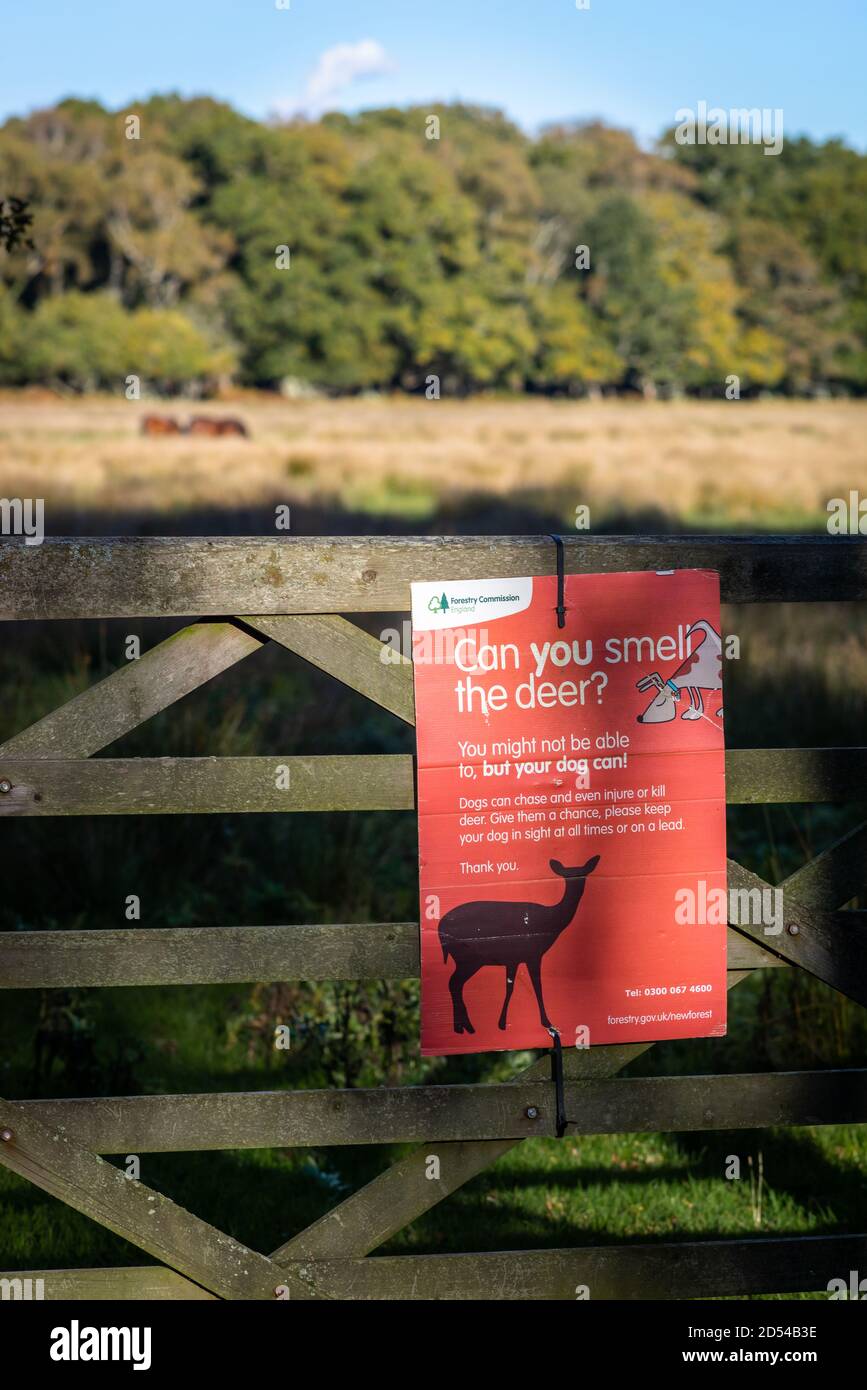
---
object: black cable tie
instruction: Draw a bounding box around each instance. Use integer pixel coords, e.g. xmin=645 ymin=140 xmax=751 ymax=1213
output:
xmin=547 ymin=1027 xmax=568 ymax=1138
xmin=549 ymin=533 xmax=566 ymax=628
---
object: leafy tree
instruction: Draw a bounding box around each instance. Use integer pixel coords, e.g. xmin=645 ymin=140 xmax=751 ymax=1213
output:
xmin=20 ymin=291 xmax=232 ymax=393
xmin=0 ymin=104 xmax=110 ymax=299
xmin=641 ymin=191 xmax=742 ymax=389
xmin=0 ymin=285 xmax=27 ymax=382
xmin=728 ymin=218 xmax=850 ymax=390
xmin=527 ymin=288 xmax=621 ymax=392
xmin=583 ymin=194 xmax=697 ymax=393
xmin=0 ymin=196 xmax=33 ymax=253
xmin=0 ymin=97 xmax=865 ymax=394
xmin=668 ymin=133 xmax=866 ymax=388
xmin=22 ymin=292 xmax=128 ymax=389
xmin=104 ymin=146 xmax=232 ymax=308
xmin=412 ymin=275 xmax=536 ymax=392
xmin=124 ymin=307 xmax=236 ymax=393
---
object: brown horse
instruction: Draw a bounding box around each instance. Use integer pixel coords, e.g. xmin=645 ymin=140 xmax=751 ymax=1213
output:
xmin=187 ymin=416 xmax=221 ymax=436
xmin=216 ymin=417 xmax=249 ymax=437
xmin=140 ymin=414 xmax=182 ymax=436
xmin=187 ymin=416 xmax=249 ymax=437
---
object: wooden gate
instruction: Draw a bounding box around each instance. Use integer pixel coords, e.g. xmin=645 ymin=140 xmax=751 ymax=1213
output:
xmin=1 ymin=534 xmax=866 ymax=1299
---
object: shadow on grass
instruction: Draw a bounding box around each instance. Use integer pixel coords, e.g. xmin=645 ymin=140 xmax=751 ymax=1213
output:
xmin=377 ymin=1125 xmax=867 ymax=1257
xmin=40 ymin=494 xmax=681 ymax=538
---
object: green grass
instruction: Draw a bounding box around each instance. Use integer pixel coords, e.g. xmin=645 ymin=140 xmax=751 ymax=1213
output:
xmin=3 ymin=1123 xmax=864 ymax=1300
xmin=342 ymin=474 xmax=440 ymax=521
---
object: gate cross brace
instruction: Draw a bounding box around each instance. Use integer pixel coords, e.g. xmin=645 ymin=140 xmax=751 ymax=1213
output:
xmin=0 ymin=1098 xmax=309 ymax=1301
xmin=268 ymin=835 xmax=867 ymax=1281
xmin=2 ymin=827 xmax=864 ymax=1298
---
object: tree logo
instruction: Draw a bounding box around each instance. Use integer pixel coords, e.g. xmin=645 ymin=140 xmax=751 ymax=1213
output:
xmin=428 ymin=592 xmax=449 ymax=614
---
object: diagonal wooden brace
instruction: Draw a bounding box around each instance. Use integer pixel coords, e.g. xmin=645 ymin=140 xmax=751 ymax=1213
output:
xmin=0 ymin=1097 xmax=299 ymax=1300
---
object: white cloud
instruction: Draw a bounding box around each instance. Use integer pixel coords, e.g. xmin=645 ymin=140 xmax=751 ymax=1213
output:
xmin=300 ymin=40 xmax=394 ymax=114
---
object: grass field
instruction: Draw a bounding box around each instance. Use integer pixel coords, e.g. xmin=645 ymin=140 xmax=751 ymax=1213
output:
xmin=1 ymin=391 xmax=866 ymax=1298
xmin=1 ymin=393 xmax=866 ymax=530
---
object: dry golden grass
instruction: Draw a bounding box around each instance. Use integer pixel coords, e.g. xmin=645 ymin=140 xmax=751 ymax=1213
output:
xmin=0 ymin=392 xmax=865 ymax=528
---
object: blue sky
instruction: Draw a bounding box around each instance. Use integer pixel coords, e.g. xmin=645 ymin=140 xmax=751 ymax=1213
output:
xmin=1 ymin=0 xmax=865 ymax=146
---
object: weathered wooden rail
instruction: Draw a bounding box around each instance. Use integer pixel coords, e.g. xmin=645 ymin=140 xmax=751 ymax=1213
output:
xmin=1 ymin=533 xmax=866 ymax=1301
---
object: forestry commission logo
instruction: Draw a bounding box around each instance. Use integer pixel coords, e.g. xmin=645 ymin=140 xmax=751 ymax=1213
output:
xmin=425 ymin=590 xmax=521 ymax=619
xmin=411 ymin=577 xmax=533 ymax=632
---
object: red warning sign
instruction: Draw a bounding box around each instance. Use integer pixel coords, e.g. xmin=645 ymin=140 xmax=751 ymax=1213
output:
xmin=411 ymin=569 xmax=727 ymax=1055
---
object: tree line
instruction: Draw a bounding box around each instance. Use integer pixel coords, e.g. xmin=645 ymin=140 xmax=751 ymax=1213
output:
xmin=1 ymin=96 xmax=864 ymax=397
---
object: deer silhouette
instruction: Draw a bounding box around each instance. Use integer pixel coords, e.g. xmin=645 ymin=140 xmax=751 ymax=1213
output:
xmin=438 ymin=855 xmax=601 ymax=1036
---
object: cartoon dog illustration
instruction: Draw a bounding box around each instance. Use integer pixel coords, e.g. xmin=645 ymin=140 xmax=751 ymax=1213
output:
xmin=636 ymin=619 xmax=723 ymax=723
